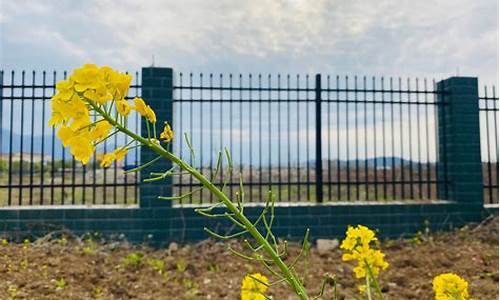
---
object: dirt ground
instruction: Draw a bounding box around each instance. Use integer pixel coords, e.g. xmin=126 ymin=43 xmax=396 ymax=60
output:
xmin=0 ymin=217 xmax=498 ymax=300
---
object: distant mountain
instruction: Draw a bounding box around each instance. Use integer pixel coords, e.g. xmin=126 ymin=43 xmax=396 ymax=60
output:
xmin=321 ymin=157 xmax=434 ymax=168
xmin=1 ymin=128 xmax=64 ymax=159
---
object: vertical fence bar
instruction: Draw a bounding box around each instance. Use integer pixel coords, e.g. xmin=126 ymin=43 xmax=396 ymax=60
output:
xmin=363 ymin=76 xmax=369 ymax=201
xmin=209 ymin=73 xmax=214 ymax=203
xmin=424 ymin=79 xmax=432 ymax=199
xmin=0 ymin=71 xmax=3 ymax=205
xmin=345 ymin=76 xmax=350 ymax=201
xmin=306 ymin=75 xmax=311 ymax=201
xmin=372 ymin=77 xmax=378 ymax=201
xmin=19 ymin=71 xmax=25 ymax=205
xmin=8 ymin=71 xmax=14 ymax=206
xmin=277 ymin=74 xmax=282 ymax=201
xmin=296 ymin=75 xmax=301 ymax=201
xmin=286 ymin=75 xmax=291 ymax=201
xmin=29 ymin=71 xmax=35 ymax=205
xmin=390 ymin=77 xmax=396 ymax=200
xmin=140 ymin=67 xmax=173 ymax=207
xmin=248 ymin=75 xmax=253 ymax=201
xmin=189 ymin=73 xmax=194 ymax=203
xmin=315 ymin=74 xmax=323 ymax=203
xmin=199 ymin=74 xmax=204 ymax=203
xmin=416 ymin=78 xmax=422 ymax=199
xmin=50 ymin=71 xmax=56 ymax=205
xmin=354 ymin=76 xmax=359 ymax=200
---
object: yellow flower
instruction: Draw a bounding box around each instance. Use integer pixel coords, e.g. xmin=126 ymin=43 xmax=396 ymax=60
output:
xmin=83 ymin=87 xmax=111 ymax=105
xmin=100 ymin=153 xmax=115 ymax=168
xmin=340 ymin=225 xmax=377 ymax=251
xmin=116 ymin=100 xmax=131 ymax=116
xmin=133 ymin=97 xmax=156 ymax=123
xmin=55 ymin=79 xmax=74 ymax=100
xmin=71 ymin=64 xmax=101 ymax=92
xmin=133 ymin=97 xmax=148 ymax=115
xmin=358 ymin=284 xmax=367 ymax=294
xmin=114 ymin=147 xmax=128 ymax=161
xmin=433 ymin=273 xmax=472 ymax=300
xmin=90 ymin=121 xmax=112 ymax=142
xmin=68 ymin=135 xmax=94 ymax=165
xmin=241 ymin=273 xmax=269 ymax=300
xmin=145 ymin=105 xmax=156 ymax=123
xmin=100 ymin=147 xmax=127 ymax=168
xmin=114 ymin=73 xmax=132 ymax=100
xmin=160 ymin=122 xmax=174 ymax=142
xmin=57 ymin=126 xmax=75 ymax=147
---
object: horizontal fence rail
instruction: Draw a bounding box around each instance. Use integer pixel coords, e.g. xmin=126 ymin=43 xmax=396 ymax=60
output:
xmin=172 ymin=73 xmax=450 ymax=205
xmin=479 ymin=86 xmax=499 ymax=204
xmin=0 ymin=70 xmax=142 ymax=206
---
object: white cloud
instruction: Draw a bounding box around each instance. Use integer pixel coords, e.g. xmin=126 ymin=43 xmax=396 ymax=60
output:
xmin=1 ymin=0 xmax=497 ymax=86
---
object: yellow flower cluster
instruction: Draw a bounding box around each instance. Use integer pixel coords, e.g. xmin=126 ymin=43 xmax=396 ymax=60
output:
xmin=340 ymin=225 xmax=389 ymax=280
xmin=49 ymin=64 xmax=169 ymax=166
xmin=49 ymin=64 xmax=132 ymax=164
xmin=433 ymin=273 xmax=472 ymax=300
xmin=160 ymin=122 xmax=174 ymax=142
xmin=240 ymin=273 xmax=269 ymax=300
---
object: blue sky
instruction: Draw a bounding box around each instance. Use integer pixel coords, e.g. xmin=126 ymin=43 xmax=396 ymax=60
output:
xmin=0 ymin=0 xmax=498 ymax=86
xmin=0 ymin=0 xmax=498 ymax=164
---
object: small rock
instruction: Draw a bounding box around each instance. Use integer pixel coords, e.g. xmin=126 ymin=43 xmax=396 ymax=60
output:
xmin=316 ymin=239 xmax=339 ymax=255
xmin=168 ymin=242 xmax=178 ymax=254
xmin=387 ymin=282 xmax=398 ymax=291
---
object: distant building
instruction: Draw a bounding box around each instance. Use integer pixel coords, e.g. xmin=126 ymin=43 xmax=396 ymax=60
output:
xmin=0 ymin=153 xmax=53 ymax=163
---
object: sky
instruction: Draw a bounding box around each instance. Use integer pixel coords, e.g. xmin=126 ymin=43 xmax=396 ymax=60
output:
xmin=0 ymin=0 xmax=498 ymax=164
xmin=0 ymin=0 xmax=498 ymax=86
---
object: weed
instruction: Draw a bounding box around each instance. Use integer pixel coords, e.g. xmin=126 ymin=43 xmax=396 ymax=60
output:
xmin=175 ymin=257 xmax=187 ymax=273
xmin=19 ymin=259 xmax=28 ymax=269
xmin=183 ymin=278 xmax=200 ymax=298
xmin=7 ymin=285 xmax=19 ymax=299
xmin=58 ymin=237 xmax=68 ymax=246
xmin=207 ymin=263 xmax=219 ymax=272
xmin=22 ymin=239 xmax=29 ymax=250
xmin=147 ymin=258 xmax=166 ymax=274
xmin=83 ymin=238 xmax=98 ymax=255
xmin=122 ymin=252 xmax=145 ymax=269
xmin=54 ymin=278 xmax=67 ymax=290
xmin=94 ymin=286 xmax=104 ymax=297
xmin=41 ymin=264 xmax=49 ymax=279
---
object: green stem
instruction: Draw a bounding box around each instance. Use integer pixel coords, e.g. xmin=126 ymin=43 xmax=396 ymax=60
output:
xmin=365 ymin=274 xmax=373 ymax=300
xmin=91 ymin=103 xmax=310 ymax=300
xmin=365 ymin=259 xmax=385 ymax=300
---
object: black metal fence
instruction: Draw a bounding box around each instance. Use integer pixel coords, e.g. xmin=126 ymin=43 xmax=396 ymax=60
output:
xmin=0 ymin=69 xmax=497 ymax=206
xmin=479 ymin=87 xmax=499 ymax=204
xmin=0 ymin=70 xmax=142 ymax=206
xmin=173 ymin=73 xmax=447 ymax=204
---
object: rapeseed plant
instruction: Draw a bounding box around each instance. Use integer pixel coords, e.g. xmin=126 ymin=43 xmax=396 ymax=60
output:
xmin=51 ymin=64 xmax=474 ymax=300
xmin=433 ymin=273 xmax=473 ymax=300
xmin=240 ymin=273 xmax=269 ymax=300
xmin=340 ymin=225 xmax=388 ymax=299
